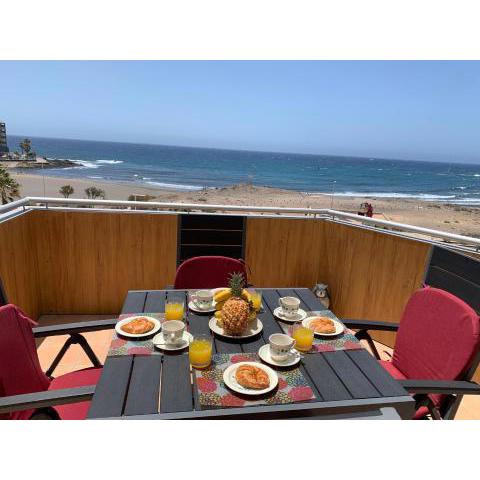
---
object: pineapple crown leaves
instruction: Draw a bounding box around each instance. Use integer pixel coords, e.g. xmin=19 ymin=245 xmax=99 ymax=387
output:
xmin=228 ymin=271 xmax=245 ymax=297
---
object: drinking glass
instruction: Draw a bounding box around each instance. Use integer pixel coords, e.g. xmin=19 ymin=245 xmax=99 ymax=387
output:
xmin=165 ymin=295 xmax=185 ymax=321
xmin=189 ymin=334 xmax=213 ymax=369
xmin=292 ymin=324 xmax=314 ymax=352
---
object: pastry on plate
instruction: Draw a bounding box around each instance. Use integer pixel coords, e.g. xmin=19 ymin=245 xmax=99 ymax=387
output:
xmin=309 ymin=316 xmax=336 ymax=334
xmin=235 ymin=364 xmax=270 ymax=389
xmin=121 ymin=317 xmax=155 ymax=334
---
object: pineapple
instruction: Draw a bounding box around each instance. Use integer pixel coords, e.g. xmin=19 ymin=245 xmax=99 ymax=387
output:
xmin=221 ymin=272 xmax=251 ymax=335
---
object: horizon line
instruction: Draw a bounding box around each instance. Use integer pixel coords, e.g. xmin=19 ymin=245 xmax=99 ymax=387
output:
xmin=7 ymin=132 xmax=480 ymax=166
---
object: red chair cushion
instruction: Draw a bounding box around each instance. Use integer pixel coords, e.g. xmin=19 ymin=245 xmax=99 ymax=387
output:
xmin=48 ymin=367 xmax=102 ymax=420
xmin=174 ymin=256 xmax=248 ymax=289
xmin=379 ymin=360 xmax=429 ymax=420
xmin=392 ymin=287 xmax=480 ymax=382
xmin=0 ymin=304 xmax=51 ymax=420
xmin=389 ymin=287 xmax=480 ymax=417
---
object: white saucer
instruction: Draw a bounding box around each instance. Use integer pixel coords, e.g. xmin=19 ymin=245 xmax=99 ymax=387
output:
xmin=258 ymin=344 xmax=301 ymax=368
xmin=188 ymin=300 xmax=216 ymax=314
xmin=153 ymin=331 xmax=193 ymax=351
xmin=115 ymin=316 xmax=162 ymax=338
xmin=223 ymin=361 xmax=278 ymax=396
xmin=273 ymin=307 xmax=307 ymax=323
xmin=302 ymin=316 xmax=345 ymax=337
xmin=209 ymin=317 xmax=263 ymax=339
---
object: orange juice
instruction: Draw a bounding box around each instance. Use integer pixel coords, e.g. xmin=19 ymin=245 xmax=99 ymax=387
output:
xmin=292 ymin=326 xmax=314 ymax=352
xmin=165 ymin=300 xmax=184 ymax=320
xmin=251 ymin=291 xmax=262 ymax=311
xmin=189 ymin=336 xmax=213 ymax=369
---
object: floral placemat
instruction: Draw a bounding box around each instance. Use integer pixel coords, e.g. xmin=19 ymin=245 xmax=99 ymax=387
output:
xmin=194 ymin=352 xmax=316 ymax=409
xmin=108 ymin=313 xmax=166 ymax=356
xmin=278 ymin=310 xmax=362 ymax=353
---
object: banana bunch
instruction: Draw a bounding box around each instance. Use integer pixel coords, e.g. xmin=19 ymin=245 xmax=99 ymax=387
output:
xmin=213 ymin=288 xmax=252 ymax=307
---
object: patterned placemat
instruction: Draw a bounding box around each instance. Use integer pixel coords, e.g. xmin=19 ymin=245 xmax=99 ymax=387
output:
xmin=194 ymin=352 xmax=316 ymax=409
xmin=108 ymin=313 xmax=166 ymax=356
xmin=278 ymin=310 xmax=362 ymax=353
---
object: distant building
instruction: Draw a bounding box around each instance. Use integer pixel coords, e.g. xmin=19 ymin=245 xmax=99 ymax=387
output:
xmin=0 ymin=121 xmax=9 ymax=154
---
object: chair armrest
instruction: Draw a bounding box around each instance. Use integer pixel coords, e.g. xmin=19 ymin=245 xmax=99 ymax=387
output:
xmin=400 ymin=380 xmax=480 ymax=395
xmin=33 ymin=318 xmax=117 ymax=338
xmin=0 ymin=385 xmax=95 ymax=415
xmin=342 ymin=319 xmax=399 ymax=331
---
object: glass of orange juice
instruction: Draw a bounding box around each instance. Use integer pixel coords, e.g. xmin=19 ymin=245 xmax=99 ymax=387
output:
xmin=292 ymin=324 xmax=314 ymax=352
xmin=189 ymin=334 xmax=213 ymax=369
xmin=250 ymin=290 xmax=262 ymax=311
xmin=165 ymin=296 xmax=185 ymax=321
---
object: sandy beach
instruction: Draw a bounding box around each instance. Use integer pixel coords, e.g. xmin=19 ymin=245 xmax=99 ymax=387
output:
xmin=11 ymin=172 xmax=480 ymax=238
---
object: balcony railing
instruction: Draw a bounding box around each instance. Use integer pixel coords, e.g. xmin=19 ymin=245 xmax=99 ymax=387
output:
xmin=1 ymin=196 xmax=479 ymax=253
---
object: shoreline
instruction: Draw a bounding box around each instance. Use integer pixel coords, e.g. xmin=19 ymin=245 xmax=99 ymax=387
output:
xmin=11 ymin=171 xmax=480 ymax=238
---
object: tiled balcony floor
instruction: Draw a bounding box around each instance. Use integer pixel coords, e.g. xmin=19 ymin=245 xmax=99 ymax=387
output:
xmin=36 ymin=315 xmax=480 ymax=420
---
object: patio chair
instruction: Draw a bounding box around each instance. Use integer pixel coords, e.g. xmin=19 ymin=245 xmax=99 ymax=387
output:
xmin=173 ymin=256 xmax=249 ymax=289
xmin=0 ymin=304 xmax=116 ymax=420
xmin=343 ymin=287 xmax=480 ymax=419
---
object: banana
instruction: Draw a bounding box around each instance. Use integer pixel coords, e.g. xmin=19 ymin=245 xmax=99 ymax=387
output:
xmin=215 ymin=300 xmax=226 ymax=311
xmin=214 ymin=288 xmax=232 ymax=303
xmin=241 ymin=289 xmax=252 ymax=303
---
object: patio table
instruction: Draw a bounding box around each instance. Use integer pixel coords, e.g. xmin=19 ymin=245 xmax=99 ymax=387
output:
xmin=87 ymin=288 xmax=414 ymax=419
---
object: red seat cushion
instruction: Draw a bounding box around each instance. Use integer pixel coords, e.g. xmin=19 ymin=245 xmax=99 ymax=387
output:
xmin=48 ymin=367 xmax=102 ymax=420
xmin=385 ymin=287 xmax=480 ymax=419
xmin=379 ymin=360 xmax=428 ymax=419
xmin=174 ymin=256 xmax=248 ymax=289
xmin=0 ymin=305 xmax=51 ymax=420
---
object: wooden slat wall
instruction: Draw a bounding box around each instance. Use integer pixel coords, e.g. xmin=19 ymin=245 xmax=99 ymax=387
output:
xmin=321 ymin=221 xmax=430 ymax=345
xmin=28 ymin=210 xmax=178 ymax=314
xmin=245 ymin=217 xmax=328 ymax=287
xmin=0 ymin=212 xmax=40 ymax=319
xmin=246 ymin=217 xmax=431 ymax=346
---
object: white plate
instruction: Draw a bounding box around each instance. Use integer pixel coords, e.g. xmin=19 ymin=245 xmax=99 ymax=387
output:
xmin=273 ymin=307 xmax=307 ymax=323
xmin=258 ymin=344 xmax=301 ymax=368
xmin=153 ymin=331 xmax=193 ymax=351
xmin=188 ymin=300 xmax=216 ymax=314
xmin=302 ymin=315 xmax=345 ymax=337
xmin=223 ymin=361 xmax=278 ymax=396
xmin=115 ymin=316 xmax=162 ymax=338
xmin=209 ymin=316 xmax=263 ymax=339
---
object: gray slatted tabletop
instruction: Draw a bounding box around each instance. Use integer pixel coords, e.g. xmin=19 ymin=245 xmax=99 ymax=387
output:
xmin=87 ymin=288 xmax=414 ymax=419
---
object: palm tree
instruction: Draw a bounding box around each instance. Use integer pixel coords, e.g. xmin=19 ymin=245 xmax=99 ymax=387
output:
xmin=59 ymin=185 xmax=74 ymax=198
xmin=0 ymin=165 xmax=20 ymax=204
xmin=85 ymin=186 xmax=106 ymax=199
xmin=19 ymin=138 xmax=32 ymax=158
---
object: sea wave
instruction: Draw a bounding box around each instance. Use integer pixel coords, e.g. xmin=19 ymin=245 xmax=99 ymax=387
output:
xmin=326 ymin=192 xmax=457 ymax=199
xmin=66 ymin=159 xmax=99 ymax=169
xmin=96 ymin=160 xmax=123 ymax=164
xmin=145 ymin=181 xmax=204 ymax=191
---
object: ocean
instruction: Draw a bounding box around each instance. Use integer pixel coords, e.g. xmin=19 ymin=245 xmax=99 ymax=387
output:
xmin=8 ymin=135 xmax=480 ymax=206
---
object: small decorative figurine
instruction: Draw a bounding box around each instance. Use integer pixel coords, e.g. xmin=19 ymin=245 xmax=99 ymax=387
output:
xmin=313 ymin=283 xmax=330 ymax=309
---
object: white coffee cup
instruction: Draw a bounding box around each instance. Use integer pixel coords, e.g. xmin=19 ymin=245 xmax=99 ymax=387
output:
xmin=192 ymin=290 xmax=214 ymax=310
xmin=269 ymin=333 xmax=296 ymax=362
xmin=279 ymin=296 xmax=300 ymax=318
xmin=162 ymin=320 xmax=186 ymax=345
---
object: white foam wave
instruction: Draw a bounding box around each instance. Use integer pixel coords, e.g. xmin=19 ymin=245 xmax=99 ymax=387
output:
xmin=328 ymin=192 xmax=456 ymax=199
xmin=96 ymin=160 xmax=123 ymax=164
xmin=145 ymin=181 xmax=204 ymax=191
xmin=67 ymin=159 xmax=99 ymax=169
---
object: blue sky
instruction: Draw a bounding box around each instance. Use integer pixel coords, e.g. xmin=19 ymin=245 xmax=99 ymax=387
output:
xmin=1 ymin=61 xmax=479 ymax=163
